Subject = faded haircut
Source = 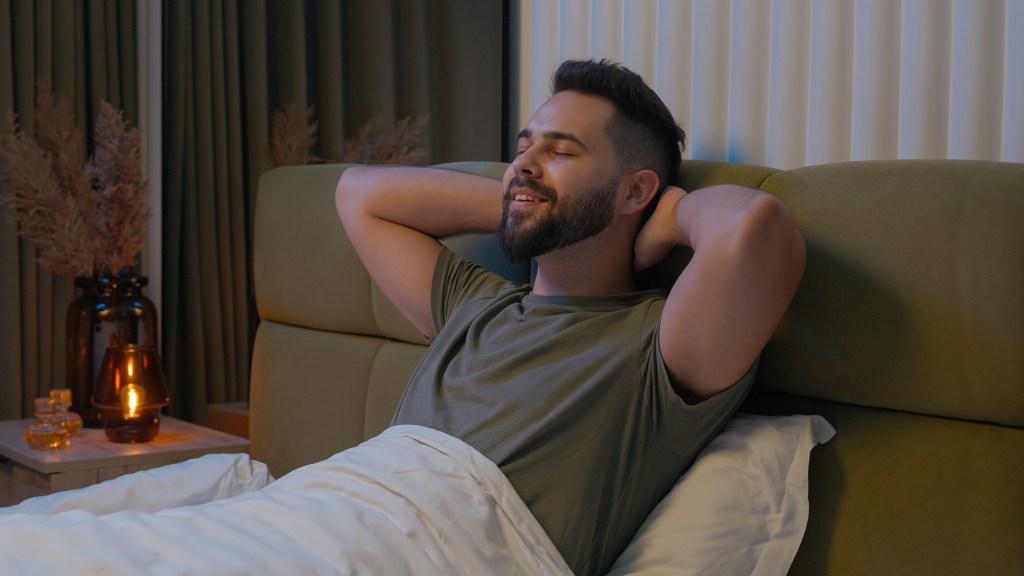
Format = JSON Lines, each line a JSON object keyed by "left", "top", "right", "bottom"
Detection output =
{"left": 551, "top": 59, "right": 686, "bottom": 198}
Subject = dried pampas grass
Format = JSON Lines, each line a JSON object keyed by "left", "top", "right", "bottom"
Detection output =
{"left": 268, "top": 97, "right": 429, "bottom": 168}
{"left": 335, "top": 114, "right": 429, "bottom": 166}
{"left": 268, "top": 97, "right": 320, "bottom": 168}
{"left": 0, "top": 82, "right": 148, "bottom": 277}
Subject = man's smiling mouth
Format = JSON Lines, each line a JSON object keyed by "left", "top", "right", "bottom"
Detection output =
{"left": 513, "top": 193, "right": 546, "bottom": 202}
{"left": 507, "top": 177, "right": 553, "bottom": 204}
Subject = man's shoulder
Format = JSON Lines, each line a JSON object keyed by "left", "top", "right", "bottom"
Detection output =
{"left": 434, "top": 249, "right": 527, "bottom": 326}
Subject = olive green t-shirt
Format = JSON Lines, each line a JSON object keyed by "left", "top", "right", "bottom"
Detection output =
{"left": 392, "top": 248, "right": 755, "bottom": 576}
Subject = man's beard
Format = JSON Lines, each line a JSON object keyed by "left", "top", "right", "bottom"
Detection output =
{"left": 497, "top": 175, "right": 619, "bottom": 263}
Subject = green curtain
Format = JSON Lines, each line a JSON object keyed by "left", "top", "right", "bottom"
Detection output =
{"left": 0, "top": 0, "right": 503, "bottom": 422}
{"left": 0, "top": 0, "right": 138, "bottom": 419}
{"left": 162, "top": 0, "right": 505, "bottom": 423}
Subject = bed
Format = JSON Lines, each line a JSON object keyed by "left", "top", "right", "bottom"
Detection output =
{"left": 0, "top": 414, "right": 831, "bottom": 574}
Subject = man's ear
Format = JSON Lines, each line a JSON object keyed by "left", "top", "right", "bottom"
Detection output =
{"left": 619, "top": 169, "right": 660, "bottom": 215}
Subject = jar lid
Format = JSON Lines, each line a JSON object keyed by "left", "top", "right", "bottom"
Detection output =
{"left": 50, "top": 388, "right": 73, "bottom": 405}
{"left": 34, "top": 397, "right": 55, "bottom": 416}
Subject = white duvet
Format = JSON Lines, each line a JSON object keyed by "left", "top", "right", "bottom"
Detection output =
{"left": 0, "top": 425, "right": 572, "bottom": 575}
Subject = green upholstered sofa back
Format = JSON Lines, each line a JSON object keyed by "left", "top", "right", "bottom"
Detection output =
{"left": 251, "top": 159, "right": 1023, "bottom": 575}
{"left": 637, "top": 158, "right": 1023, "bottom": 427}
{"left": 251, "top": 162, "right": 531, "bottom": 476}
{"left": 252, "top": 158, "right": 1024, "bottom": 458}
{"left": 758, "top": 160, "right": 1023, "bottom": 426}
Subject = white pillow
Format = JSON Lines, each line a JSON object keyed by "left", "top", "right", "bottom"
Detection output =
{"left": 608, "top": 413, "right": 835, "bottom": 576}
{"left": 0, "top": 453, "right": 273, "bottom": 516}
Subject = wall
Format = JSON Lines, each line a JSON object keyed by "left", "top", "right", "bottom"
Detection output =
{"left": 512, "top": 0, "right": 1023, "bottom": 169}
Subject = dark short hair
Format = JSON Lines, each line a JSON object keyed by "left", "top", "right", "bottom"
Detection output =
{"left": 551, "top": 59, "right": 685, "bottom": 193}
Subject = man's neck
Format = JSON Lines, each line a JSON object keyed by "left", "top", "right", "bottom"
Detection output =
{"left": 530, "top": 230, "right": 638, "bottom": 297}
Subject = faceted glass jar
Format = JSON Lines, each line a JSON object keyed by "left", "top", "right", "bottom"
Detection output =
{"left": 50, "top": 388, "right": 83, "bottom": 436}
{"left": 24, "top": 397, "right": 69, "bottom": 450}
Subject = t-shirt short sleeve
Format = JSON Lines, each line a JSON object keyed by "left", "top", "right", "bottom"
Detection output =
{"left": 431, "top": 247, "right": 519, "bottom": 333}
{"left": 649, "top": 323, "right": 757, "bottom": 459}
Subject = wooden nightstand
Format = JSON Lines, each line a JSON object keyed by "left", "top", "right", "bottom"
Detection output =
{"left": 0, "top": 416, "right": 249, "bottom": 507}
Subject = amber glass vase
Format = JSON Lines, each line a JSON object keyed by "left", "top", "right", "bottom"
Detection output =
{"left": 66, "top": 275, "right": 159, "bottom": 427}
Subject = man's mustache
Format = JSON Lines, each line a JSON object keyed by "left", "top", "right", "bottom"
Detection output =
{"left": 505, "top": 176, "right": 557, "bottom": 201}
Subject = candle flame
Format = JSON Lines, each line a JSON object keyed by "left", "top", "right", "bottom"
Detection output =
{"left": 120, "top": 382, "right": 145, "bottom": 418}
{"left": 127, "top": 387, "right": 138, "bottom": 417}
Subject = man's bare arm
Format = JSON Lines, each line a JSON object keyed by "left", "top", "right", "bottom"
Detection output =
{"left": 635, "top": 185, "right": 806, "bottom": 402}
{"left": 335, "top": 166, "right": 503, "bottom": 338}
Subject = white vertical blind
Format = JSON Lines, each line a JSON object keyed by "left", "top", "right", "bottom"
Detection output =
{"left": 622, "top": 1, "right": 658, "bottom": 78}
{"left": 766, "top": 0, "right": 810, "bottom": 169}
{"left": 653, "top": 1, "right": 693, "bottom": 153}
{"left": 948, "top": 0, "right": 1006, "bottom": 160}
{"left": 728, "top": 0, "right": 771, "bottom": 163}
{"left": 689, "top": 0, "right": 731, "bottom": 160}
{"left": 805, "top": 0, "right": 854, "bottom": 166}
{"left": 513, "top": 0, "right": 1024, "bottom": 169}
{"left": 899, "top": 0, "right": 952, "bottom": 160}
{"left": 850, "top": 0, "right": 902, "bottom": 161}
{"left": 592, "top": 0, "right": 623, "bottom": 61}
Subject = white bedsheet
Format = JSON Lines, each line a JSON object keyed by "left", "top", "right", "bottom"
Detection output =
{"left": 0, "top": 425, "right": 572, "bottom": 575}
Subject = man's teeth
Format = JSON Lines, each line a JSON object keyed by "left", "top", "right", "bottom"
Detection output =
{"left": 515, "top": 194, "right": 539, "bottom": 202}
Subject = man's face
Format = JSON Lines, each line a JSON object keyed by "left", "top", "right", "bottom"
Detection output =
{"left": 499, "top": 91, "right": 623, "bottom": 263}
{"left": 498, "top": 172, "right": 618, "bottom": 263}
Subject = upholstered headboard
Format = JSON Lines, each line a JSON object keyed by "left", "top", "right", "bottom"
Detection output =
{"left": 252, "top": 159, "right": 1024, "bottom": 471}
{"left": 250, "top": 159, "right": 1023, "bottom": 575}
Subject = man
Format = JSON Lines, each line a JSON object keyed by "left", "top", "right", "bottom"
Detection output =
{"left": 335, "top": 59, "right": 805, "bottom": 575}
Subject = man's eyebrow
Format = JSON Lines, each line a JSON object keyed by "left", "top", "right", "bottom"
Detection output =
{"left": 517, "top": 129, "right": 589, "bottom": 151}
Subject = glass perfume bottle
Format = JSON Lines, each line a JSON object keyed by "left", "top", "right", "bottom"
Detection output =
{"left": 50, "top": 388, "right": 83, "bottom": 437}
{"left": 24, "top": 397, "right": 70, "bottom": 450}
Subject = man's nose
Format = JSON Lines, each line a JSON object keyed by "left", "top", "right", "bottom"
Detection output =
{"left": 511, "top": 147, "right": 541, "bottom": 178}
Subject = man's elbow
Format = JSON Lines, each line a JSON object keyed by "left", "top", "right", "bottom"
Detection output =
{"left": 729, "top": 193, "right": 806, "bottom": 295}
{"left": 335, "top": 166, "right": 372, "bottom": 225}
{"left": 750, "top": 194, "right": 806, "bottom": 294}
